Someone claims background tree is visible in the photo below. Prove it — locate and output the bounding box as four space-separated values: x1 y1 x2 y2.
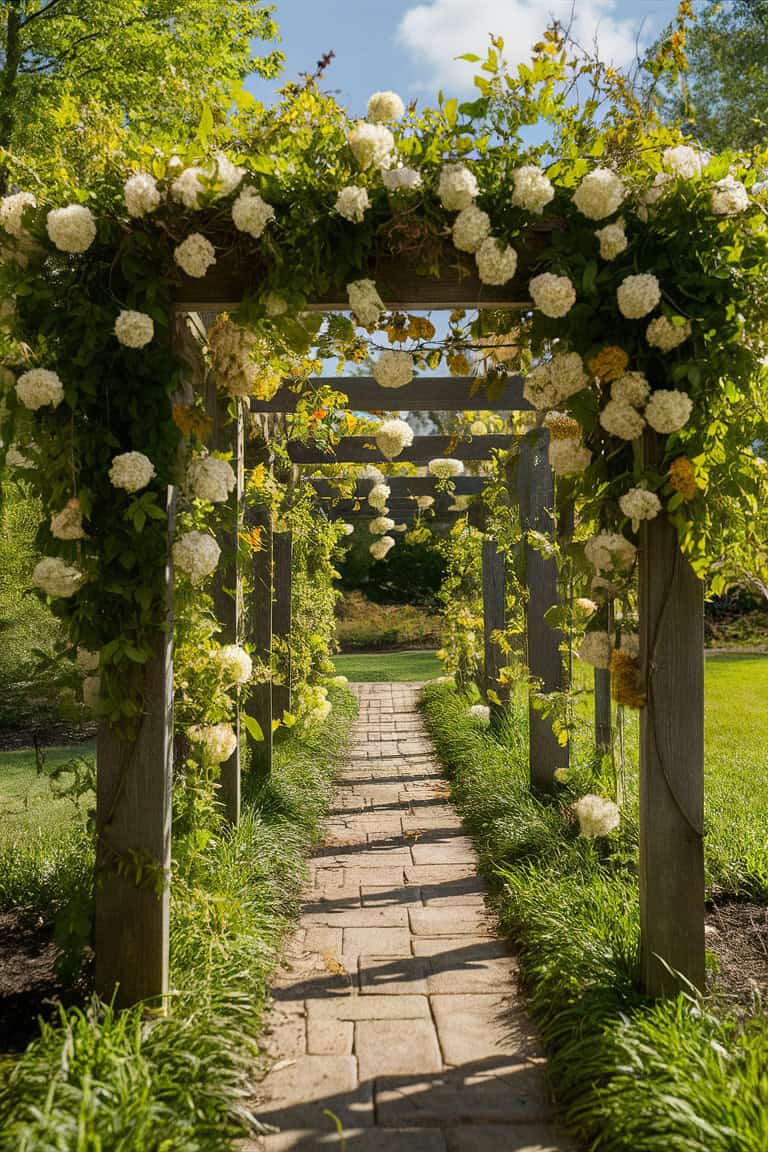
648 0 768 152
0 0 283 190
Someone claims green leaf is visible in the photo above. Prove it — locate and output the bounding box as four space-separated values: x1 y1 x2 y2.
241 713 264 742
443 98 458 127
457 53 482 63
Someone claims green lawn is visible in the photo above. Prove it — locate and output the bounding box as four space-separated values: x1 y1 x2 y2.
333 648 443 681
0 743 95 839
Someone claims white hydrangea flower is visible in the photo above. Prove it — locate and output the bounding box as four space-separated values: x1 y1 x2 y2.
416 495 435 510
529 273 576 318
210 153 245 197
373 350 413 389
382 166 422 192
510 165 554 214
348 122 395 169
574 794 621 838
369 515 396 535
232 187 275 238
663 145 708 180
215 644 253 685
46 204 97 253
617 273 661 319
335 185 370 222
124 173 161 218
438 163 478 211
76 647 100 673
115 309 154 349
375 417 414 460
330 674 349 685
368 482 391 510
187 455 236 503
646 314 692 352
595 219 627 261
0 192 36 238
367 91 405 122
109 451 155 493
452 205 491 253
550 351 588 400
448 494 470 512
51 499 86 541
636 173 672 221
188 722 237 763
470 420 487 435
264 292 287 317
348 279 385 327
428 458 464 479
5 446 33 469
578 631 612 669
16 368 64 410
548 438 592 476
475 236 518 285
172 156 243 208
711 175 749 216
584 531 637 572
599 400 646 440
174 233 216 278
611 372 650 407
32 556 85 598
360 465 384 481
572 168 625 220
619 487 662 523
341 522 355 535
523 364 558 410
173 531 221 584
469 703 490 724
370 535 395 560
644 389 693 434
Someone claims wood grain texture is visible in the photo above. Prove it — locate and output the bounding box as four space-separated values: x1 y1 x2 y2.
309 476 487 498
289 434 512 465
272 532 292 720
251 375 530 414
244 438 274 780
94 489 174 1008
482 539 508 729
517 430 569 791
594 668 612 751
639 469 705 996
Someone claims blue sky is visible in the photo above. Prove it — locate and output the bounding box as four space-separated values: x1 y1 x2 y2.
247 0 682 115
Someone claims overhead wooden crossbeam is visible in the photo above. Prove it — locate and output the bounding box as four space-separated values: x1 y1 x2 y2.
172 237 553 311
251 375 530 414
288 434 512 465
319 494 468 512
309 476 487 497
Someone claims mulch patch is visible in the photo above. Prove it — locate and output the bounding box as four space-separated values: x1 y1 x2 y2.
706 899 768 1010
0 910 89 1053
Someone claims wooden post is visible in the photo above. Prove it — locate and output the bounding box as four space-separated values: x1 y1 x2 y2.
94 490 174 1008
517 429 569 792
206 382 243 825
594 600 613 756
639 484 705 996
244 431 273 780
272 531 292 720
482 538 508 729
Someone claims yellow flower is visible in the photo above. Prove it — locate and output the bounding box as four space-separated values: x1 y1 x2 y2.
668 456 699 501
587 345 629 382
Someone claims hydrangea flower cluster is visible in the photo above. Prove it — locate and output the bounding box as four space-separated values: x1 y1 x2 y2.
619 487 662 524
232 188 275 238
51 498 86 541
584 531 637 572
475 237 518 285
369 515 395 535
46 204 97 253
109 451 156 493
382 166 422 192
510 166 554 213
573 794 621 838
370 535 395 560
208 317 280 400
16 368 64 410
429 458 464 479
187 455 236 503
438 163 478 211
174 232 216 278
115 310 154 349
173 531 221 584
646 315 691 352
32 557 85 598
367 91 405 123
617 273 661 319
368 482 391 511
124 173 161 218
188 722 237 763
348 279 385 327
215 644 253 685
0 191 36 238
595 219 627 261
572 168 625 220
348 122 395 169
529 273 576 318
452 205 491 253
523 352 587 409
375 418 414 460
336 186 370 222
372 350 413 389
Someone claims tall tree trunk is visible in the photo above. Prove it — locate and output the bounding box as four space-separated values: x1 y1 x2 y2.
0 6 22 192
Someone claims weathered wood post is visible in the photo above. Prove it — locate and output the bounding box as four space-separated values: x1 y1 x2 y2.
206 381 244 825
594 599 613 756
517 428 569 791
244 434 273 780
639 441 705 995
94 490 174 1008
482 538 508 729
272 530 293 720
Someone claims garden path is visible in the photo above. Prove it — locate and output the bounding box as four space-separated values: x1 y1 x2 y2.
248 683 570 1151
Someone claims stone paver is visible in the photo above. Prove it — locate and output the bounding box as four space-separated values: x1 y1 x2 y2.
250 683 568 1151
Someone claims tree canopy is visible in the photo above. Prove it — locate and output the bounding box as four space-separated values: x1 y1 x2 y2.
0 1 283 190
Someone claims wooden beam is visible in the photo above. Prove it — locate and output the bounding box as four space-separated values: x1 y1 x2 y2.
172 233 556 311
289 434 511 465
243 435 274 781
251 375 530 414
639 450 705 996
482 539 508 729
207 385 243 825
517 429 569 792
94 489 174 1008
309 476 487 498
272 531 292 720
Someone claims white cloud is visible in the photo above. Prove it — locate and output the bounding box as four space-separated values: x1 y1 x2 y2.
397 0 655 93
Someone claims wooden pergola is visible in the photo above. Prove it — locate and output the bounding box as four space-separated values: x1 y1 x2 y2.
93 254 704 1009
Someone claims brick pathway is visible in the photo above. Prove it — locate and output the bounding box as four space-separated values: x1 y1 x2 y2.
248 683 569 1151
